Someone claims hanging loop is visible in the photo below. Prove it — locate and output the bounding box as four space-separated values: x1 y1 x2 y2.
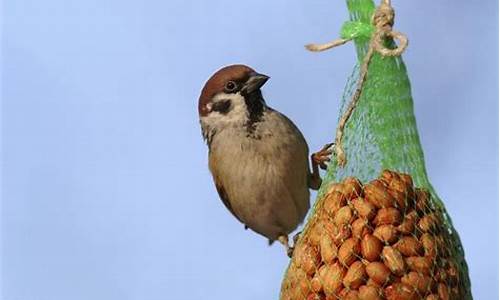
373 31 408 56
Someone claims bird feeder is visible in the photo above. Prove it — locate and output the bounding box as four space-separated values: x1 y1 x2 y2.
280 1 472 299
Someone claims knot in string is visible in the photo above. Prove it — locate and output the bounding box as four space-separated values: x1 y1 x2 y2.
305 0 408 167
371 2 408 57
372 2 394 29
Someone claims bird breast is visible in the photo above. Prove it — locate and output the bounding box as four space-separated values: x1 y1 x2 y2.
208 110 311 240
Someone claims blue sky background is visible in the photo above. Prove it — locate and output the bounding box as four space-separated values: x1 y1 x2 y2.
2 0 498 299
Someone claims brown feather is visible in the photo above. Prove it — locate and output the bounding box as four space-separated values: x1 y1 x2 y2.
214 180 244 224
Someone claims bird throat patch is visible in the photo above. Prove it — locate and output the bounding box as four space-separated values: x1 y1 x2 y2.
244 92 265 137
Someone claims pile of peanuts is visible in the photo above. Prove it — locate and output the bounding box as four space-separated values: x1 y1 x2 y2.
280 170 465 300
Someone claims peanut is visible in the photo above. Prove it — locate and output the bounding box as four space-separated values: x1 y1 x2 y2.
358 285 383 300
320 234 338 264
361 234 383 262
343 261 367 289
352 197 376 220
394 236 423 257
373 225 399 244
382 246 406 276
338 238 361 267
366 262 391 285
334 206 353 226
405 256 432 275
364 180 397 208
373 208 402 226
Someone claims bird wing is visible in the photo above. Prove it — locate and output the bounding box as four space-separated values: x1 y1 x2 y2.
273 110 311 221
214 180 244 224
209 151 245 225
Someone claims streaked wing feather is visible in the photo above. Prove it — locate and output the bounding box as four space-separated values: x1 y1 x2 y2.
215 181 244 224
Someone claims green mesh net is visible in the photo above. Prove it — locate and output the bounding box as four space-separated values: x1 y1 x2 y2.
280 0 471 299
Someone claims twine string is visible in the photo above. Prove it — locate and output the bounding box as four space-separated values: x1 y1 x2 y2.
306 0 408 167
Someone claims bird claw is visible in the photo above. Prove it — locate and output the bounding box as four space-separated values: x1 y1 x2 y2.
312 143 334 170
284 232 303 258
292 231 302 245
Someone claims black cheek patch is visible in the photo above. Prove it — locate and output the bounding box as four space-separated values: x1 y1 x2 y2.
212 100 232 114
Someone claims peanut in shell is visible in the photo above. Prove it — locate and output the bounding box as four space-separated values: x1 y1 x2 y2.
380 170 398 183
358 285 383 300
361 234 383 262
288 268 309 299
338 237 361 267
343 176 363 200
289 286 304 300
332 224 351 246
323 191 347 216
405 256 432 275
334 206 353 226
297 276 312 296
343 261 367 289
341 289 359 300
297 244 321 275
397 210 417 234
382 246 406 276
364 180 397 208
420 233 437 259
320 234 338 264
352 197 376 220
393 236 423 257
307 219 330 246
418 213 438 233
352 218 372 239
366 278 383 288
366 262 391 285
415 189 431 214
310 272 323 293
373 225 399 244
387 189 408 211
373 208 402 226
398 173 414 187
388 176 414 208
401 271 433 294
326 183 345 195
321 262 346 297
384 283 418 300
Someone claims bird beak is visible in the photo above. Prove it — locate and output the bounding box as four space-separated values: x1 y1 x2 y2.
242 73 270 94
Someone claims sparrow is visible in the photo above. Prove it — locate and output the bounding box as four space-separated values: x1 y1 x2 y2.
199 64 331 256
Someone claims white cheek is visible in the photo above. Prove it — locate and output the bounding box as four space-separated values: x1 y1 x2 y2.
201 93 248 129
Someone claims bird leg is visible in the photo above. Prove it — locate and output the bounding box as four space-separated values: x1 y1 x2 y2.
278 232 303 258
309 143 334 190
278 235 295 258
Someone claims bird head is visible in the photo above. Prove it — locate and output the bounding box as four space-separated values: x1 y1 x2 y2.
198 65 269 140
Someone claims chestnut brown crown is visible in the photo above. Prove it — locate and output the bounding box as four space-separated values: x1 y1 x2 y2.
198 64 260 117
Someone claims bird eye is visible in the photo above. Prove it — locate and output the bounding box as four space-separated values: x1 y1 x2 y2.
225 81 237 92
